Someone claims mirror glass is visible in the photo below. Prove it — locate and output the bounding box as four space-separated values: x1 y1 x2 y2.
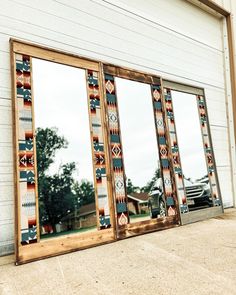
115 78 165 222
32 58 97 238
171 90 212 210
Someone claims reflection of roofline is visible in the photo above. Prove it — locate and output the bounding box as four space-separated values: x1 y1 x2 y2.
78 210 96 217
127 194 148 203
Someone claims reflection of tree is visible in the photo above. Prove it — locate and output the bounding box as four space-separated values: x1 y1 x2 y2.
141 168 161 193
36 127 95 232
36 127 68 178
74 180 95 206
39 162 77 232
127 168 161 194
126 178 140 194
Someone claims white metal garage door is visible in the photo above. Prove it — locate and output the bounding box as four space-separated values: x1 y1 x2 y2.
0 0 234 256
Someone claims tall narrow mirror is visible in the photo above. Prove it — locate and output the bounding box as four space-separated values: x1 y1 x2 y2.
171 90 213 210
32 59 97 238
115 78 165 222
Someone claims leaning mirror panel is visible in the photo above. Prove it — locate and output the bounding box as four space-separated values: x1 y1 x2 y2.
115 78 166 222
32 58 97 239
171 90 213 211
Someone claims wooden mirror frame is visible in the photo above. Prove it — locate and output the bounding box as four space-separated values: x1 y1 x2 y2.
10 40 116 264
10 36 225 263
162 80 223 224
101 64 180 239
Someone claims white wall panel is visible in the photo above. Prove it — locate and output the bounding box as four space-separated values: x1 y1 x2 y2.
0 106 11 126
0 51 10 70
0 99 12 108
0 146 13 163
105 0 223 50
0 0 225 88
211 127 229 143
0 184 14 203
217 166 234 207
0 88 11 100
0 203 14 222
0 70 11 92
0 127 12 145
0 182 14 257
206 101 228 127
0 224 14 256
0 0 234 255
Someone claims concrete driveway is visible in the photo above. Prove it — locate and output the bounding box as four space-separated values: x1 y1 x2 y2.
0 209 236 295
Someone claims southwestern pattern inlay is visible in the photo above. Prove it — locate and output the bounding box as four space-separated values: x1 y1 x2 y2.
197 95 221 206
104 74 129 226
151 85 177 216
163 88 188 213
87 70 111 228
16 54 37 244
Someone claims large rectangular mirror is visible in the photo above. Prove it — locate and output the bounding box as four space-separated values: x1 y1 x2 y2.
115 78 166 222
32 58 97 239
171 90 213 210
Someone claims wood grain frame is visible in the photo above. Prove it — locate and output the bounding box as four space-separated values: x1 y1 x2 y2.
9 0 236 260
102 63 180 239
162 80 224 224
10 39 116 264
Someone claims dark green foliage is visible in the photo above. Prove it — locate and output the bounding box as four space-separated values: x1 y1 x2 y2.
39 163 77 229
126 178 135 194
73 180 95 206
141 168 161 193
36 127 68 177
36 127 94 231
127 168 161 195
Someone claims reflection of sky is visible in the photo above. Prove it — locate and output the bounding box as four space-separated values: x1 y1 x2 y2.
115 78 159 187
171 91 208 181
32 61 205 187
32 58 94 182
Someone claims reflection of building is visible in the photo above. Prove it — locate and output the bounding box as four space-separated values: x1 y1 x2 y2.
0 0 235 262
60 203 97 230
77 203 97 228
41 203 97 235
127 193 149 215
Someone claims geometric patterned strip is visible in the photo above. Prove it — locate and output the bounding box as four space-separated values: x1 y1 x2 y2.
104 74 129 226
16 53 38 244
163 88 189 213
86 70 111 228
196 95 221 206
151 85 177 216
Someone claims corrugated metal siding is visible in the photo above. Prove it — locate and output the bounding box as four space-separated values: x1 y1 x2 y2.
0 0 234 255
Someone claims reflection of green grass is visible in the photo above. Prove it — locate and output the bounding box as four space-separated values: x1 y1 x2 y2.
130 213 149 219
40 225 96 239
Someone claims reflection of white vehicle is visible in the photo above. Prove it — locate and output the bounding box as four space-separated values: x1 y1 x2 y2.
148 178 166 218
148 178 212 218
184 179 212 208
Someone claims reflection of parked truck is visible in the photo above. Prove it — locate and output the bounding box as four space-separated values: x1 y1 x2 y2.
148 189 166 218
148 178 212 218
184 179 212 209
148 178 166 218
